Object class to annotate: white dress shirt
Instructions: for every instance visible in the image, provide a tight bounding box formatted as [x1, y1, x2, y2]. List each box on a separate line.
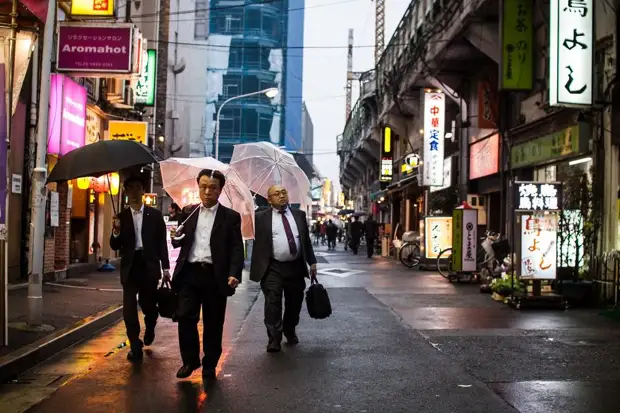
[272, 207, 301, 262]
[130, 205, 144, 250]
[188, 203, 219, 264]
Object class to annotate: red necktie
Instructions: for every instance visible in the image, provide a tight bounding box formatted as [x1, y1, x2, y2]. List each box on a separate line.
[279, 210, 298, 256]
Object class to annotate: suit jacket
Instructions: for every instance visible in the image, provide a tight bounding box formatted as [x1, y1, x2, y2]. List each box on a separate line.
[364, 220, 379, 239]
[109, 206, 170, 285]
[171, 204, 244, 296]
[250, 207, 317, 282]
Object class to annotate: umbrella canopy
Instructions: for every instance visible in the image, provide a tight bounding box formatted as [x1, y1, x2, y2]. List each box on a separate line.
[230, 142, 310, 209]
[47, 140, 159, 183]
[160, 157, 255, 240]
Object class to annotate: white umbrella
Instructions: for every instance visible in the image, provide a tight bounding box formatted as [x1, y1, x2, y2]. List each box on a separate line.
[160, 157, 255, 239]
[230, 142, 311, 209]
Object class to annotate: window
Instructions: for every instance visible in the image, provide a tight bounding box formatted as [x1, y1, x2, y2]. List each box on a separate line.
[224, 84, 239, 99]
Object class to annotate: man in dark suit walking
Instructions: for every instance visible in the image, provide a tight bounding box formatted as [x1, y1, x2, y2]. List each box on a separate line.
[110, 176, 170, 361]
[171, 169, 244, 379]
[364, 216, 379, 258]
[250, 184, 317, 353]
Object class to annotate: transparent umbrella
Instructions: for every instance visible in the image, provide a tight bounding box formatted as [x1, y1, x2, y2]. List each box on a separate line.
[230, 142, 310, 209]
[160, 157, 255, 239]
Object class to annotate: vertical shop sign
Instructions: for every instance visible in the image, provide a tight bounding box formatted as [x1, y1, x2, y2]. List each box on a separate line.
[520, 214, 558, 279]
[48, 74, 87, 155]
[380, 126, 393, 182]
[422, 91, 445, 186]
[500, 0, 533, 90]
[452, 208, 478, 272]
[477, 81, 497, 128]
[549, 0, 593, 106]
[469, 134, 500, 180]
[515, 182, 562, 211]
[430, 157, 452, 193]
[134, 49, 157, 106]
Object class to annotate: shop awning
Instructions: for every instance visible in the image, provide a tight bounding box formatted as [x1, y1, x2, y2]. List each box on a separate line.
[386, 173, 418, 191]
[370, 190, 386, 201]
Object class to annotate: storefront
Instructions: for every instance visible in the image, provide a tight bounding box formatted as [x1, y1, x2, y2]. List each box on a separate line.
[468, 133, 501, 233]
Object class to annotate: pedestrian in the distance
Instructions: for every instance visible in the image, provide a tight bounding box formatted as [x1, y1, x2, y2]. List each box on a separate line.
[364, 215, 379, 258]
[349, 216, 364, 255]
[250, 184, 318, 353]
[326, 219, 337, 250]
[171, 169, 244, 380]
[110, 176, 171, 361]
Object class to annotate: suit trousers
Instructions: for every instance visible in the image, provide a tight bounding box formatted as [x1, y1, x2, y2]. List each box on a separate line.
[177, 262, 227, 369]
[366, 237, 376, 258]
[261, 259, 306, 338]
[122, 250, 159, 350]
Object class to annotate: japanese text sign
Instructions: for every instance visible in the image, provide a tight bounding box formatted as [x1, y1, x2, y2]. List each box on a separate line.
[380, 126, 393, 182]
[500, 0, 533, 90]
[430, 157, 452, 193]
[520, 214, 558, 279]
[48, 74, 87, 156]
[57, 23, 133, 73]
[549, 0, 593, 106]
[452, 208, 478, 272]
[515, 182, 563, 211]
[134, 49, 157, 106]
[423, 216, 452, 259]
[477, 81, 497, 129]
[108, 121, 148, 145]
[71, 0, 115, 17]
[422, 91, 445, 186]
[469, 134, 500, 180]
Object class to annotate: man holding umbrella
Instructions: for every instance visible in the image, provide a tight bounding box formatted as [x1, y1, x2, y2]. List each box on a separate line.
[110, 176, 170, 361]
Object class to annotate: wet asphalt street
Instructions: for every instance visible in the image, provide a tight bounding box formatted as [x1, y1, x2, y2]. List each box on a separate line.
[2, 244, 620, 412]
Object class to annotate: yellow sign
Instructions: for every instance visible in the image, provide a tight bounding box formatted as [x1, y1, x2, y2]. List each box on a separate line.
[500, 0, 533, 90]
[108, 121, 148, 145]
[423, 216, 453, 259]
[143, 193, 158, 206]
[71, 0, 115, 17]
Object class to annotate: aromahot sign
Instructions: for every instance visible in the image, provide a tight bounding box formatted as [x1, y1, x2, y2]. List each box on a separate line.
[57, 23, 134, 74]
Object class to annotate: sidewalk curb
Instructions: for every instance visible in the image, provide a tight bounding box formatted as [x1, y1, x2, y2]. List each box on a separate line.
[0, 305, 123, 383]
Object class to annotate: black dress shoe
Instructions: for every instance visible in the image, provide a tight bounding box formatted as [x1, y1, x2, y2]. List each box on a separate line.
[267, 339, 282, 353]
[127, 349, 143, 361]
[176, 363, 200, 379]
[284, 331, 299, 345]
[144, 328, 155, 346]
[202, 368, 216, 379]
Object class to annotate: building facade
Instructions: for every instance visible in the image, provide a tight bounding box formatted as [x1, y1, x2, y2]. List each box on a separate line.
[301, 102, 314, 165]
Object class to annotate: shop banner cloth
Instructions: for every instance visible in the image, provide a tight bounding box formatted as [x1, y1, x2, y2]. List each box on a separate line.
[0, 60, 6, 238]
[160, 157, 255, 240]
[229, 142, 311, 210]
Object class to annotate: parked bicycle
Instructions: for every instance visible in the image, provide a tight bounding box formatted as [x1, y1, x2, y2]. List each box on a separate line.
[436, 231, 503, 279]
[399, 231, 421, 268]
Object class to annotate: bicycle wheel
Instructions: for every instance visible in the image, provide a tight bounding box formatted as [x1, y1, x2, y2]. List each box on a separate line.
[400, 243, 421, 268]
[436, 248, 453, 279]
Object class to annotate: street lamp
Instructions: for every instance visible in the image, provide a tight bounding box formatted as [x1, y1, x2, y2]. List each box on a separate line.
[214, 87, 279, 160]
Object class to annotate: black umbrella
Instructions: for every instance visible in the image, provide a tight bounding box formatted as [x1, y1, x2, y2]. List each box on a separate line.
[338, 209, 355, 215]
[47, 140, 160, 183]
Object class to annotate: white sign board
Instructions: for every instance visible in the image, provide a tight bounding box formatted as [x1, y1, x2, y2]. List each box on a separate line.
[50, 191, 60, 227]
[166, 221, 180, 275]
[520, 214, 558, 279]
[461, 209, 478, 272]
[11, 174, 22, 194]
[516, 182, 562, 211]
[549, 0, 593, 106]
[422, 91, 445, 186]
[430, 157, 452, 193]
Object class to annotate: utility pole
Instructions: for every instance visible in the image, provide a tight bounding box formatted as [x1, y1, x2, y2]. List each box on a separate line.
[28, 0, 56, 326]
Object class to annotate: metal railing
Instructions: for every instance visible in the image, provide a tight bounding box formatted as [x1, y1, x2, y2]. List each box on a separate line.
[591, 252, 620, 308]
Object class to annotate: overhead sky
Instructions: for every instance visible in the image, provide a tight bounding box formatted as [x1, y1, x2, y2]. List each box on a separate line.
[303, 0, 410, 197]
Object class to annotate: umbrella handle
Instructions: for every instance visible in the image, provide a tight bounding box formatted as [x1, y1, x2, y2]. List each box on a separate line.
[172, 204, 201, 241]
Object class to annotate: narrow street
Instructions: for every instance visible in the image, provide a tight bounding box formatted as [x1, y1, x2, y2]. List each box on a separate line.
[2, 245, 620, 413]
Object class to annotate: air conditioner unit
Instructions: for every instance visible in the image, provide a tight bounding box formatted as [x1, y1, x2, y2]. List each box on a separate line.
[467, 194, 487, 226]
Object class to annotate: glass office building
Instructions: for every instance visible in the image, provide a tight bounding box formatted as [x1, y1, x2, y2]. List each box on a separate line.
[196, 0, 304, 162]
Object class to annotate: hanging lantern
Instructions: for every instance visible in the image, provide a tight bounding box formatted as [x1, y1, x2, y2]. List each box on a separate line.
[77, 177, 90, 190]
[93, 176, 109, 193]
[108, 173, 120, 196]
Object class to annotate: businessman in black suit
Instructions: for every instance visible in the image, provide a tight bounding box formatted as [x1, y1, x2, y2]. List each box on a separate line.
[110, 176, 170, 361]
[250, 185, 317, 353]
[171, 169, 244, 379]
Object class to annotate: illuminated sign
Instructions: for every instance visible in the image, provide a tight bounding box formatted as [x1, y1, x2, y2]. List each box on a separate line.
[401, 153, 420, 176]
[143, 193, 158, 206]
[430, 157, 452, 193]
[520, 214, 558, 279]
[500, 0, 534, 90]
[515, 182, 562, 211]
[71, 0, 115, 17]
[469, 134, 500, 180]
[380, 126, 393, 182]
[559, 210, 583, 268]
[549, 0, 593, 106]
[422, 91, 445, 186]
[423, 216, 452, 259]
[108, 120, 148, 144]
[134, 49, 157, 106]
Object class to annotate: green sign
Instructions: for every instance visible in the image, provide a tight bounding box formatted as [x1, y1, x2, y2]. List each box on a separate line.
[500, 0, 533, 90]
[135, 49, 157, 106]
[511, 125, 583, 169]
[452, 210, 463, 272]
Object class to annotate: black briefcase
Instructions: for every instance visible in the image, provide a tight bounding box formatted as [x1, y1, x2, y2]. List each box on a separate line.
[157, 280, 178, 319]
[305, 279, 332, 319]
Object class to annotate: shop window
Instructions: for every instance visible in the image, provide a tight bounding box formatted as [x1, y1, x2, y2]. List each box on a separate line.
[534, 165, 557, 182]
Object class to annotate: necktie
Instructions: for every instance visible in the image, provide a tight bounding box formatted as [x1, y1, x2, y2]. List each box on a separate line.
[279, 210, 298, 256]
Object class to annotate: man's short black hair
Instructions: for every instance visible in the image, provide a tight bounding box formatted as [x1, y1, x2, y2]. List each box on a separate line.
[170, 203, 181, 211]
[124, 176, 145, 189]
[196, 169, 226, 188]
